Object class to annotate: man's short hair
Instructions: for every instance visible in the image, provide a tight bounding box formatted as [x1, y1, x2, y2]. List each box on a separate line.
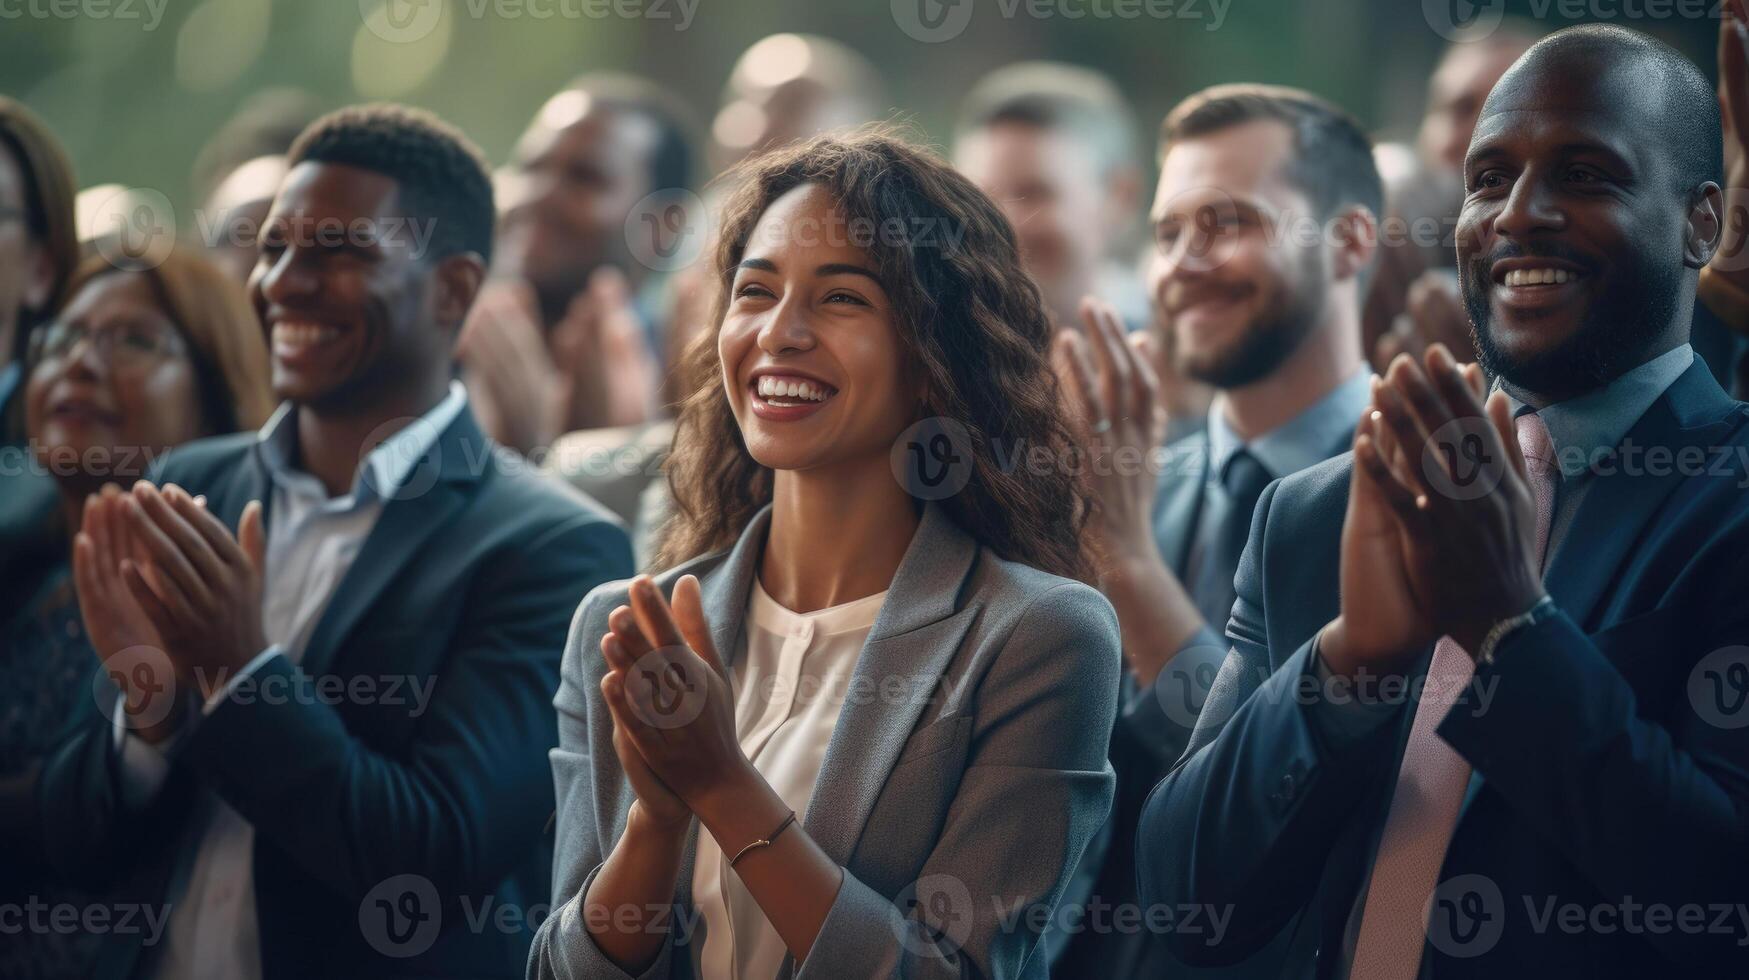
[287, 103, 495, 264]
[564, 72, 698, 194]
[956, 61, 1139, 179]
[1161, 83, 1384, 225]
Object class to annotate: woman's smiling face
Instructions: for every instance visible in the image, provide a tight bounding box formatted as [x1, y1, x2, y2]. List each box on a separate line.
[720, 182, 920, 474]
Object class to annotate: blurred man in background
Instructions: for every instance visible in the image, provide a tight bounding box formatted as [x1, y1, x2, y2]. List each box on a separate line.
[954, 61, 1147, 331]
[956, 62, 1210, 439]
[709, 32, 886, 171]
[461, 72, 696, 457]
[189, 89, 322, 285]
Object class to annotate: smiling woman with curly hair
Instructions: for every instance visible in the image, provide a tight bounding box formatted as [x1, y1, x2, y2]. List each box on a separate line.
[533, 127, 1123, 980]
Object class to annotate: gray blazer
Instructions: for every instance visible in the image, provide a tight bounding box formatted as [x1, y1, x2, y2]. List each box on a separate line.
[528, 502, 1121, 979]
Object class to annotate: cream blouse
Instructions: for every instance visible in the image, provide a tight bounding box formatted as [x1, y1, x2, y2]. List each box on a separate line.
[690, 577, 888, 980]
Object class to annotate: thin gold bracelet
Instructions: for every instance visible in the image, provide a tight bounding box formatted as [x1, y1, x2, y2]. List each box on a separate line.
[729, 810, 797, 868]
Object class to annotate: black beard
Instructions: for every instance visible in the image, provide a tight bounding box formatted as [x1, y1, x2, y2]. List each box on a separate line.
[1465, 248, 1682, 402]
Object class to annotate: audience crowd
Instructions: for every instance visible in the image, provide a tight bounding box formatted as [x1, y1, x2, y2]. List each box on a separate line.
[3, 13, 1749, 980]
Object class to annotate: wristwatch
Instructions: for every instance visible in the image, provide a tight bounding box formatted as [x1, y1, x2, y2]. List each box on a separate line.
[1475, 595, 1558, 667]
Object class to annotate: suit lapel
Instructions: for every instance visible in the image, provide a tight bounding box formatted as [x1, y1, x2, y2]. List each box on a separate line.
[217, 444, 273, 536]
[1542, 361, 1742, 629]
[697, 507, 770, 675]
[803, 503, 980, 866]
[296, 410, 487, 678]
[671, 504, 980, 891]
[1153, 432, 1210, 575]
[1453, 362, 1741, 824]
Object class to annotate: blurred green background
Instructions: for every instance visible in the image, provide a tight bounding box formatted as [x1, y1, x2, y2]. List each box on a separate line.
[0, 0, 1722, 210]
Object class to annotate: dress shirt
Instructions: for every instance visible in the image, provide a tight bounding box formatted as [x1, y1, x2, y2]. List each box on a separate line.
[1184, 368, 1375, 622]
[1151, 368, 1373, 691]
[690, 578, 887, 980]
[112, 381, 468, 980]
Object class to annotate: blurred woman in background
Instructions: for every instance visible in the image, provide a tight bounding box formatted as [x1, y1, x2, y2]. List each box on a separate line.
[0, 246, 271, 980]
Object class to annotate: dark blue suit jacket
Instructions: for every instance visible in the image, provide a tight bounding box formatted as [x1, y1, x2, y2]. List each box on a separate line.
[35, 407, 633, 979]
[1138, 359, 1749, 978]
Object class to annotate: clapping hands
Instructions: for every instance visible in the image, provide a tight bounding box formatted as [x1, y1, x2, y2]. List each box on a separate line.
[597, 574, 750, 833]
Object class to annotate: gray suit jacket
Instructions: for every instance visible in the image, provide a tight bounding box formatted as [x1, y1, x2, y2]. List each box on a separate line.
[529, 502, 1122, 980]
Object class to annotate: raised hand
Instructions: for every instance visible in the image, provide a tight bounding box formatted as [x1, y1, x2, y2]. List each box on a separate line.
[551, 267, 661, 432]
[1375, 271, 1475, 367]
[1363, 345, 1545, 655]
[1052, 296, 1169, 564]
[598, 624, 691, 834]
[599, 575, 752, 815]
[457, 278, 564, 457]
[72, 484, 180, 742]
[119, 482, 268, 701]
[1321, 386, 1440, 679]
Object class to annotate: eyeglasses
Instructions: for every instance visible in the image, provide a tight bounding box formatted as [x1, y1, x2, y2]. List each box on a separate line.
[30, 318, 186, 369]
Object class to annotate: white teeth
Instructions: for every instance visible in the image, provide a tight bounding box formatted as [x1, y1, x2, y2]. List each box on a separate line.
[1504, 268, 1575, 287]
[272, 321, 339, 349]
[755, 375, 830, 402]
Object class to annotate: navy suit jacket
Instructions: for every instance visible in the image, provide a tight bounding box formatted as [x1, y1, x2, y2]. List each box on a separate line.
[35, 407, 633, 979]
[1138, 359, 1749, 978]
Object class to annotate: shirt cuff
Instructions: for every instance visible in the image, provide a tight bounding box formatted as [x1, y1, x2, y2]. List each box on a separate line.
[112, 696, 181, 808]
[1304, 631, 1402, 749]
[201, 646, 286, 716]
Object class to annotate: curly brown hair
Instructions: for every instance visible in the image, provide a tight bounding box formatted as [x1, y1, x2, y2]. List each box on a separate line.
[655, 126, 1093, 582]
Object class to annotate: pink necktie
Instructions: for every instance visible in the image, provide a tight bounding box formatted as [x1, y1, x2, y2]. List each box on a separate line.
[1348, 413, 1556, 980]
